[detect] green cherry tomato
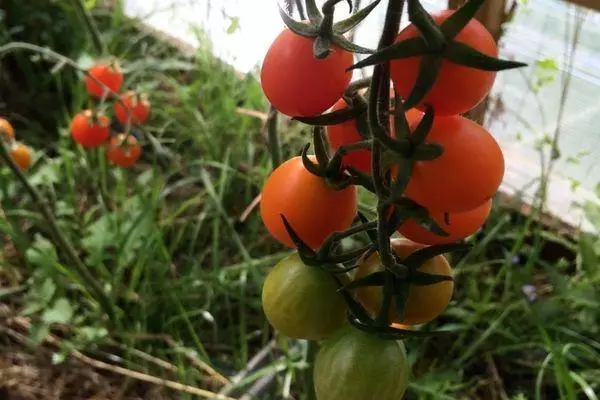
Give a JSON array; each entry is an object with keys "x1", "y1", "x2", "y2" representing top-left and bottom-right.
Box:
[
  {"x1": 261, "y1": 253, "x2": 347, "y2": 340},
  {"x1": 314, "y1": 327, "x2": 410, "y2": 400}
]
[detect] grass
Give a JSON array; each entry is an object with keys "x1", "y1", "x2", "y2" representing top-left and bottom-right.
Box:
[{"x1": 1, "y1": 1, "x2": 600, "y2": 399}]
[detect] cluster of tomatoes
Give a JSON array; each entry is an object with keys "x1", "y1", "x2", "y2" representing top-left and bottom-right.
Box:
[
  {"x1": 0, "y1": 118, "x2": 33, "y2": 171},
  {"x1": 70, "y1": 62, "x2": 150, "y2": 167},
  {"x1": 258, "y1": 5, "x2": 508, "y2": 400}
]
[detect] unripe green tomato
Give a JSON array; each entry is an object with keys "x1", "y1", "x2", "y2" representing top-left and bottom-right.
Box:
[
  {"x1": 314, "y1": 327, "x2": 410, "y2": 400},
  {"x1": 261, "y1": 253, "x2": 347, "y2": 340}
]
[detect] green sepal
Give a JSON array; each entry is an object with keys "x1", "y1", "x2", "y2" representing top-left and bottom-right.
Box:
[
  {"x1": 392, "y1": 95, "x2": 411, "y2": 140},
  {"x1": 349, "y1": 315, "x2": 445, "y2": 339},
  {"x1": 386, "y1": 206, "x2": 410, "y2": 236},
  {"x1": 358, "y1": 211, "x2": 379, "y2": 244},
  {"x1": 305, "y1": 0, "x2": 323, "y2": 25},
  {"x1": 409, "y1": 271, "x2": 454, "y2": 285},
  {"x1": 332, "y1": 34, "x2": 376, "y2": 54},
  {"x1": 403, "y1": 54, "x2": 443, "y2": 109},
  {"x1": 280, "y1": 215, "x2": 319, "y2": 265},
  {"x1": 407, "y1": 0, "x2": 445, "y2": 50},
  {"x1": 403, "y1": 243, "x2": 471, "y2": 270},
  {"x1": 392, "y1": 282, "x2": 409, "y2": 321},
  {"x1": 348, "y1": 37, "x2": 429, "y2": 70},
  {"x1": 313, "y1": 126, "x2": 331, "y2": 166},
  {"x1": 440, "y1": 0, "x2": 485, "y2": 39},
  {"x1": 375, "y1": 273, "x2": 393, "y2": 326},
  {"x1": 334, "y1": 0, "x2": 382, "y2": 34},
  {"x1": 389, "y1": 158, "x2": 414, "y2": 201},
  {"x1": 444, "y1": 41, "x2": 528, "y2": 71},
  {"x1": 301, "y1": 144, "x2": 324, "y2": 176},
  {"x1": 412, "y1": 213, "x2": 449, "y2": 237},
  {"x1": 340, "y1": 271, "x2": 386, "y2": 291},
  {"x1": 412, "y1": 143, "x2": 443, "y2": 161},
  {"x1": 409, "y1": 104, "x2": 434, "y2": 145},
  {"x1": 278, "y1": 5, "x2": 318, "y2": 37},
  {"x1": 293, "y1": 105, "x2": 362, "y2": 126},
  {"x1": 313, "y1": 36, "x2": 333, "y2": 59}
]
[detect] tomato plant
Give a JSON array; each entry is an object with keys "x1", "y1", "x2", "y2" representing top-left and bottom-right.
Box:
[
  {"x1": 261, "y1": 29, "x2": 353, "y2": 117},
  {"x1": 105, "y1": 134, "x2": 141, "y2": 168},
  {"x1": 70, "y1": 110, "x2": 110, "y2": 148},
  {"x1": 85, "y1": 63, "x2": 124, "y2": 98},
  {"x1": 390, "y1": 10, "x2": 498, "y2": 116},
  {"x1": 404, "y1": 114, "x2": 504, "y2": 212},
  {"x1": 398, "y1": 199, "x2": 492, "y2": 245},
  {"x1": 261, "y1": 253, "x2": 347, "y2": 340},
  {"x1": 114, "y1": 91, "x2": 151, "y2": 124},
  {"x1": 9, "y1": 142, "x2": 32, "y2": 171},
  {"x1": 314, "y1": 327, "x2": 409, "y2": 400},
  {"x1": 260, "y1": 156, "x2": 357, "y2": 250},
  {"x1": 355, "y1": 238, "x2": 453, "y2": 325},
  {"x1": 0, "y1": 118, "x2": 15, "y2": 140}
]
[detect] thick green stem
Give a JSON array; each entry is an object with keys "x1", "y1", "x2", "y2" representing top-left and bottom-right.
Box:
[
  {"x1": 267, "y1": 106, "x2": 282, "y2": 169},
  {"x1": 0, "y1": 141, "x2": 119, "y2": 326},
  {"x1": 305, "y1": 340, "x2": 319, "y2": 400}
]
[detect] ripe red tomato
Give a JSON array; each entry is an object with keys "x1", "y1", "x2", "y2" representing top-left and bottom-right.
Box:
[
  {"x1": 260, "y1": 156, "x2": 357, "y2": 250},
  {"x1": 405, "y1": 115, "x2": 504, "y2": 212},
  {"x1": 261, "y1": 29, "x2": 353, "y2": 117},
  {"x1": 105, "y1": 134, "x2": 141, "y2": 168},
  {"x1": 355, "y1": 238, "x2": 453, "y2": 325},
  {"x1": 261, "y1": 253, "x2": 347, "y2": 340},
  {"x1": 390, "y1": 10, "x2": 498, "y2": 116},
  {"x1": 0, "y1": 118, "x2": 15, "y2": 140},
  {"x1": 326, "y1": 99, "x2": 424, "y2": 174},
  {"x1": 314, "y1": 326, "x2": 409, "y2": 400},
  {"x1": 9, "y1": 142, "x2": 32, "y2": 171},
  {"x1": 114, "y1": 91, "x2": 151, "y2": 124},
  {"x1": 70, "y1": 110, "x2": 110, "y2": 148},
  {"x1": 85, "y1": 63, "x2": 123, "y2": 98},
  {"x1": 398, "y1": 199, "x2": 492, "y2": 245}
]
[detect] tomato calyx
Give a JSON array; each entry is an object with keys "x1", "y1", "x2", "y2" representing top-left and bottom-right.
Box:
[
  {"x1": 279, "y1": 0, "x2": 379, "y2": 59},
  {"x1": 349, "y1": 0, "x2": 527, "y2": 108}
]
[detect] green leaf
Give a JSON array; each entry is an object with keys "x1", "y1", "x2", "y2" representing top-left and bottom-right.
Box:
[
  {"x1": 440, "y1": 0, "x2": 485, "y2": 39},
  {"x1": 403, "y1": 54, "x2": 443, "y2": 109},
  {"x1": 25, "y1": 234, "x2": 58, "y2": 268},
  {"x1": 30, "y1": 321, "x2": 49, "y2": 344},
  {"x1": 349, "y1": 37, "x2": 429, "y2": 70},
  {"x1": 78, "y1": 326, "x2": 109, "y2": 342},
  {"x1": 444, "y1": 41, "x2": 528, "y2": 71},
  {"x1": 226, "y1": 16, "x2": 240, "y2": 34},
  {"x1": 410, "y1": 271, "x2": 454, "y2": 285},
  {"x1": 334, "y1": 0, "x2": 382, "y2": 34},
  {"x1": 83, "y1": 0, "x2": 98, "y2": 11},
  {"x1": 578, "y1": 233, "x2": 598, "y2": 277},
  {"x1": 42, "y1": 298, "x2": 74, "y2": 325}
]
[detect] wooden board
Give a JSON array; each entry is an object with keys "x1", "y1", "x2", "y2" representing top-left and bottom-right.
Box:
[{"x1": 566, "y1": 0, "x2": 600, "y2": 11}]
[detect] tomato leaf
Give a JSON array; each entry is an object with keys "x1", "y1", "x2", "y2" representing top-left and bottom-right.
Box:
[
  {"x1": 341, "y1": 271, "x2": 386, "y2": 291},
  {"x1": 409, "y1": 271, "x2": 453, "y2": 285},
  {"x1": 348, "y1": 37, "x2": 429, "y2": 71},
  {"x1": 403, "y1": 54, "x2": 443, "y2": 109},
  {"x1": 334, "y1": 0, "x2": 382, "y2": 34},
  {"x1": 440, "y1": 0, "x2": 485, "y2": 40},
  {"x1": 412, "y1": 143, "x2": 444, "y2": 161},
  {"x1": 444, "y1": 42, "x2": 527, "y2": 71},
  {"x1": 278, "y1": 5, "x2": 318, "y2": 37},
  {"x1": 407, "y1": 0, "x2": 445, "y2": 50},
  {"x1": 293, "y1": 105, "x2": 360, "y2": 126},
  {"x1": 305, "y1": 0, "x2": 323, "y2": 24},
  {"x1": 331, "y1": 34, "x2": 375, "y2": 55}
]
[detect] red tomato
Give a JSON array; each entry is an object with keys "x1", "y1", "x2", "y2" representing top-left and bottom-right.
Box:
[
  {"x1": 405, "y1": 115, "x2": 504, "y2": 212},
  {"x1": 9, "y1": 142, "x2": 32, "y2": 171},
  {"x1": 260, "y1": 156, "x2": 357, "y2": 250},
  {"x1": 85, "y1": 63, "x2": 123, "y2": 98},
  {"x1": 326, "y1": 99, "x2": 424, "y2": 174},
  {"x1": 398, "y1": 198, "x2": 492, "y2": 245},
  {"x1": 0, "y1": 118, "x2": 15, "y2": 140},
  {"x1": 105, "y1": 134, "x2": 141, "y2": 168},
  {"x1": 114, "y1": 91, "x2": 151, "y2": 124},
  {"x1": 261, "y1": 29, "x2": 353, "y2": 117},
  {"x1": 70, "y1": 110, "x2": 110, "y2": 148},
  {"x1": 390, "y1": 10, "x2": 498, "y2": 116}
]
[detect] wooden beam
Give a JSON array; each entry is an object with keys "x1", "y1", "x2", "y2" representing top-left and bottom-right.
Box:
[{"x1": 565, "y1": 0, "x2": 600, "y2": 12}]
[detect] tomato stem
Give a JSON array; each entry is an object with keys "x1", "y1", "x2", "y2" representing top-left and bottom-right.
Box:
[{"x1": 266, "y1": 106, "x2": 282, "y2": 168}]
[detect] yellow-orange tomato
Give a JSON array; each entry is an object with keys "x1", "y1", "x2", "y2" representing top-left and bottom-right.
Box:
[
  {"x1": 354, "y1": 238, "x2": 453, "y2": 325},
  {"x1": 105, "y1": 134, "x2": 141, "y2": 168},
  {"x1": 260, "y1": 156, "x2": 357, "y2": 250},
  {"x1": 391, "y1": 10, "x2": 498, "y2": 116},
  {"x1": 398, "y1": 199, "x2": 493, "y2": 245},
  {"x1": 0, "y1": 118, "x2": 15, "y2": 140},
  {"x1": 9, "y1": 143, "x2": 32, "y2": 171}
]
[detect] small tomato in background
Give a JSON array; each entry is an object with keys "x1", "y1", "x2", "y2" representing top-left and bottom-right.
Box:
[
  {"x1": 0, "y1": 118, "x2": 15, "y2": 140},
  {"x1": 391, "y1": 10, "x2": 498, "y2": 116},
  {"x1": 70, "y1": 110, "x2": 110, "y2": 148},
  {"x1": 9, "y1": 142, "x2": 32, "y2": 171},
  {"x1": 105, "y1": 134, "x2": 141, "y2": 168},
  {"x1": 85, "y1": 62, "x2": 124, "y2": 98},
  {"x1": 260, "y1": 28, "x2": 353, "y2": 117},
  {"x1": 114, "y1": 91, "x2": 151, "y2": 124}
]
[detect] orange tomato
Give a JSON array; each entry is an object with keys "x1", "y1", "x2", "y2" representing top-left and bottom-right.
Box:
[
  {"x1": 260, "y1": 156, "x2": 357, "y2": 250},
  {"x1": 9, "y1": 143, "x2": 32, "y2": 171},
  {"x1": 398, "y1": 199, "x2": 492, "y2": 245},
  {"x1": 85, "y1": 63, "x2": 123, "y2": 98},
  {"x1": 0, "y1": 118, "x2": 15, "y2": 140},
  {"x1": 105, "y1": 134, "x2": 141, "y2": 168},
  {"x1": 354, "y1": 238, "x2": 453, "y2": 325},
  {"x1": 70, "y1": 110, "x2": 110, "y2": 148},
  {"x1": 404, "y1": 115, "x2": 504, "y2": 212},
  {"x1": 390, "y1": 10, "x2": 498, "y2": 116},
  {"x1": 114, "y1": 91, "x2": 151, "y2": 124}
]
